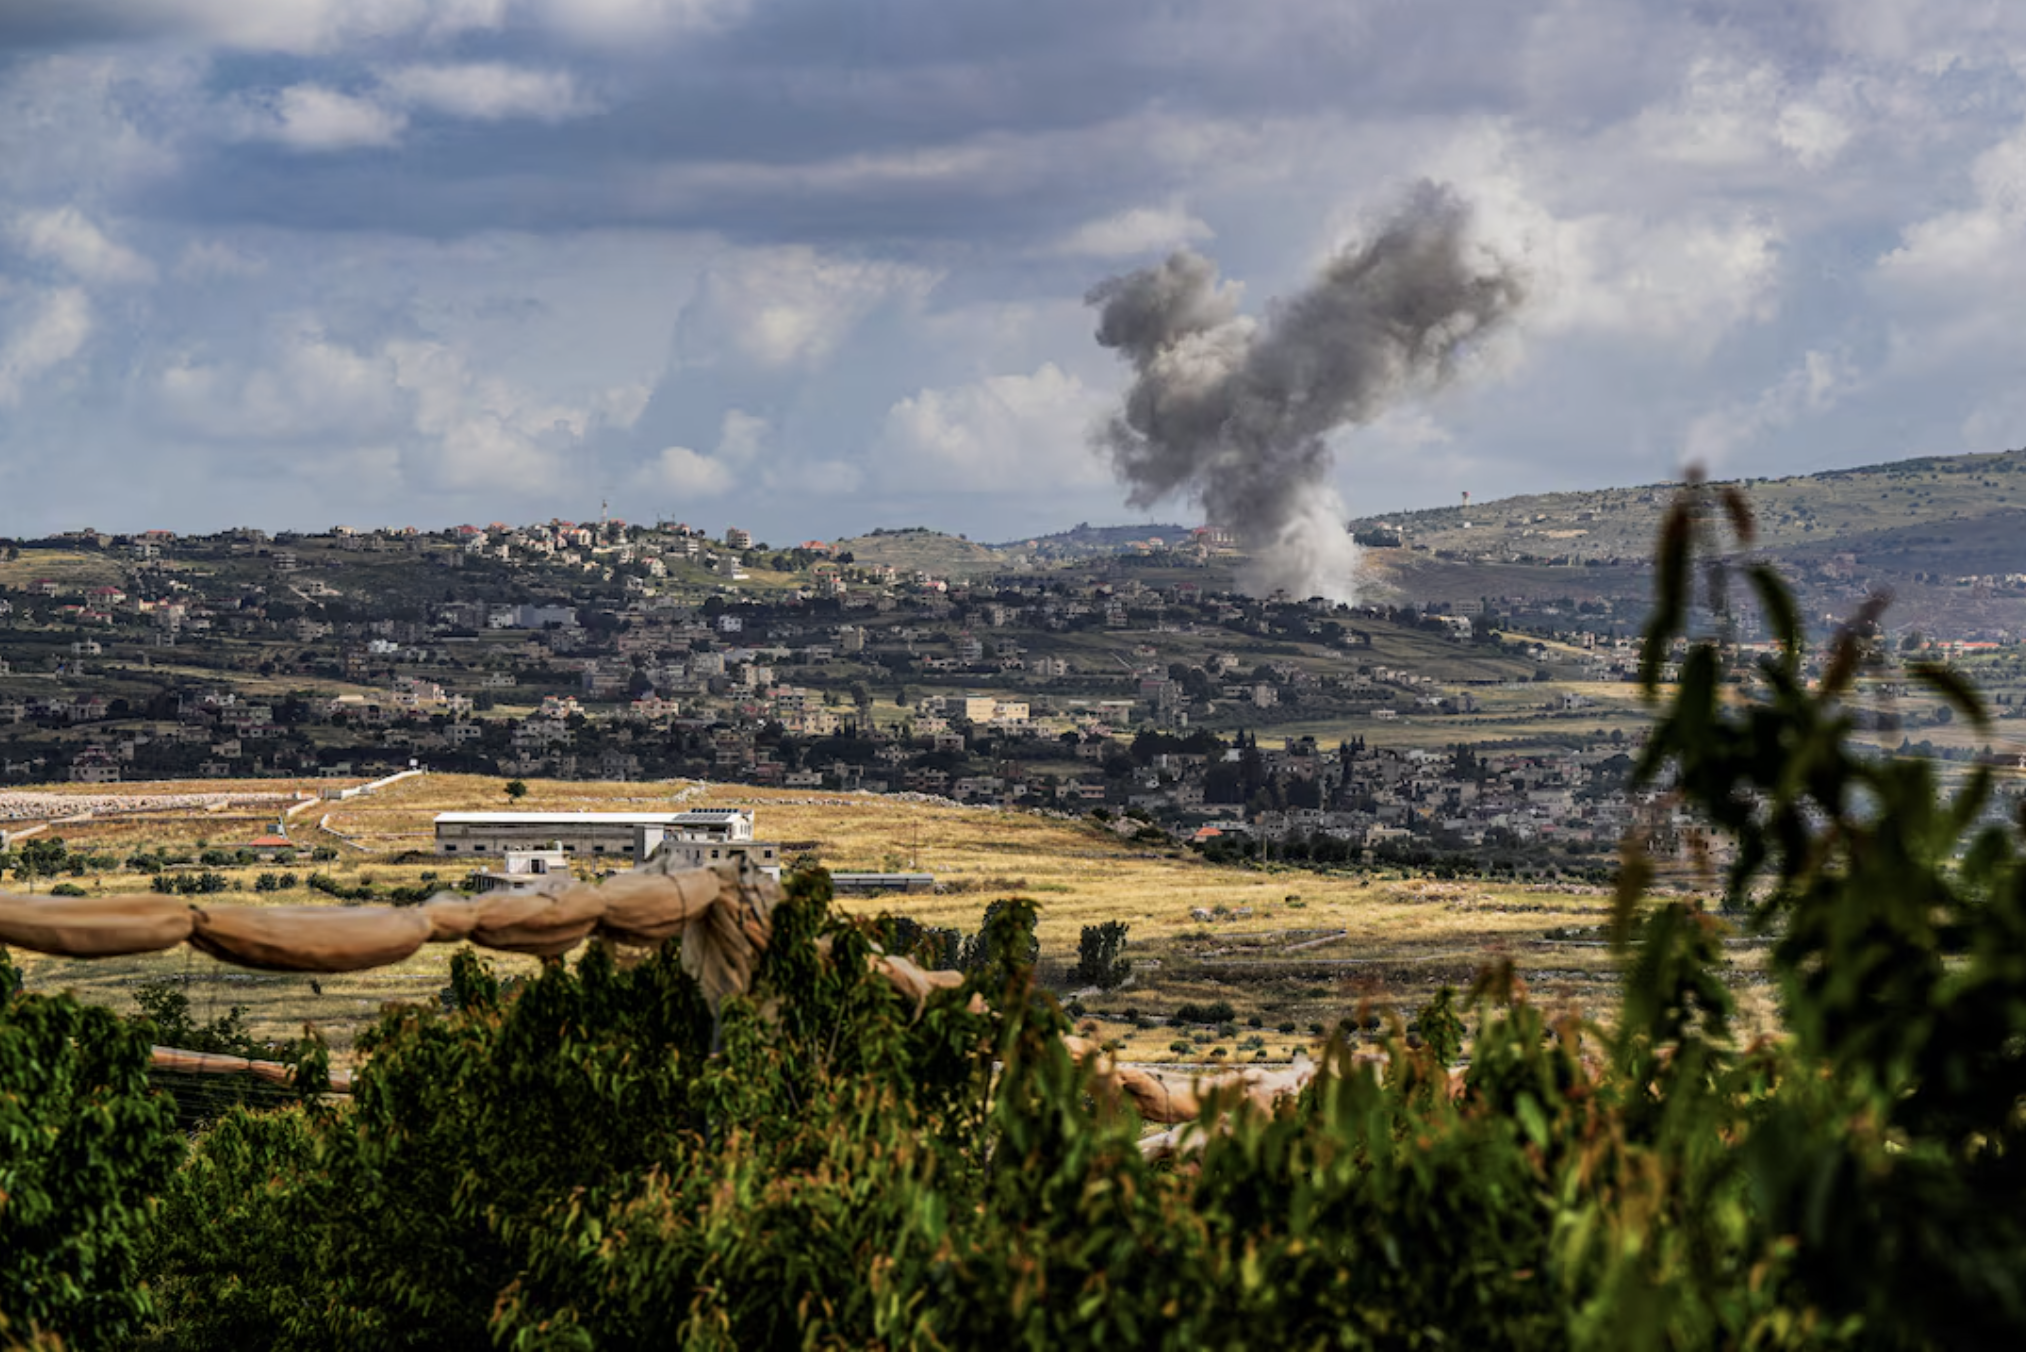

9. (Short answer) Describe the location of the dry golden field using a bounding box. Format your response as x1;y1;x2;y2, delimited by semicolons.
4;772;1763;1065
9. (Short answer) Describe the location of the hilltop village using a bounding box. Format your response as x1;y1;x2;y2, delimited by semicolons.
0;502;2012;876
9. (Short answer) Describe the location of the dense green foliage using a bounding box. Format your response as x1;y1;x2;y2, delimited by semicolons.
0;970;181;1349
7;486;2026;1345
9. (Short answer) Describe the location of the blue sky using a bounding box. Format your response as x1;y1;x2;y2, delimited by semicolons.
1;1;2024;543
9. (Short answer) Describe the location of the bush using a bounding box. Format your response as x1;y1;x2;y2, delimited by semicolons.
48;882;88;897
141;874;1008;1347
149;871;229;897
133;979;263;1059
1173;999;1238;1026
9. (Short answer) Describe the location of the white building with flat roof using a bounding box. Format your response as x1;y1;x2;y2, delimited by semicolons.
434;811;683;862
434;806;777;875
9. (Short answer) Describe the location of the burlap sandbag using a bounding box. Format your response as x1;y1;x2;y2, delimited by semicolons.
151;1046;354;1094
0;894;194;958
874;954;965;1011
188;904;433;972
679;863;782;1010
419;895;487;942
466;886;608;958
591;868;723;945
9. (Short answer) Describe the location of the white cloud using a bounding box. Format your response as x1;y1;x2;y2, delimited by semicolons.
151;317;622;502
1055;203;1214;258
0;55;193;205
388;337;589;492
640;444;736;497
1775;98;1854;172
239;85;407;152
82;0;505;55
1353;124;1786;363
378;63;591;122
534;0;751;45
595;383;651;429
1803;0;2026;68
1627;58;1856;174
1682;349;1860;470
1878;121;2026;290
0;287;92;406
156;324;405;442
631;408;764;499
678;248;940;370
11;207;155;285
175;239;268;280
1531;209;1785;356
879;363;1111;491
45;0;751;53
714;408;768;462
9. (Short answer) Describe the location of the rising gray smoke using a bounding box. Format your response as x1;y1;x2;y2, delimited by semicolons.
1087;181;1526;601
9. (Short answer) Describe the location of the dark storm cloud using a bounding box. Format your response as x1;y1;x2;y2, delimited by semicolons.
122;0;1561;247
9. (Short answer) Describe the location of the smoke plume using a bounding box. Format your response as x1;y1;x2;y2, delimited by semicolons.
1087;181;1525;601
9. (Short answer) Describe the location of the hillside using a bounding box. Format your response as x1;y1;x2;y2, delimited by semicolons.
1352;447;2026;638
988;521;1198;558
830;527;1009;577
1353;447;2026;565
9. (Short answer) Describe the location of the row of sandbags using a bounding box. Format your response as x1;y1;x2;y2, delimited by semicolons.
150;1045;356;1095
0;860;779;1010
6;861;1326;1147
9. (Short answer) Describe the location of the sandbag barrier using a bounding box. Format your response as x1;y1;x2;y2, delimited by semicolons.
0;855;780;1011
6;856;1333;1152
150;1045;355;1095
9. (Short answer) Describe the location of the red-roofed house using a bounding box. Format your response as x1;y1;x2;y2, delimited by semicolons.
245;832;296;860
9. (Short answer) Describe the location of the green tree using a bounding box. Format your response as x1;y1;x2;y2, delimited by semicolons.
0;983;181;1347
1069;921;1132;989
14;836;68;881
503;779;528;802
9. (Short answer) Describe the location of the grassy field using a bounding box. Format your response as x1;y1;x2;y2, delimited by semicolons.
831;529;1009;578
5;772;1762;1066
0;548;129;591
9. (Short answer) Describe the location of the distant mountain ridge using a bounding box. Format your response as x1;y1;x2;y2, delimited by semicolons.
1347;447;2026;566
1348;446;2026;640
